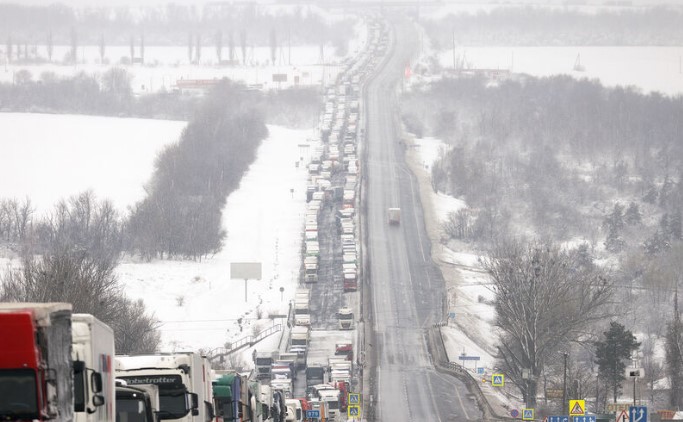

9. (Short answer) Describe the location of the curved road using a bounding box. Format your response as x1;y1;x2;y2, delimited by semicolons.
363;16;483;422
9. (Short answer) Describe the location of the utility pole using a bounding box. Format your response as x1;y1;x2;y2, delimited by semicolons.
563;352;569;414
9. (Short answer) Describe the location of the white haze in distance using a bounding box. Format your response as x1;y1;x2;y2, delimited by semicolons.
15;0;683;7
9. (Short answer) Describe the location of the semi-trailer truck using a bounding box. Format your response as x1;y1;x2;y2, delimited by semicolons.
115;353;214;422
0;303;115;422
0;302;75;421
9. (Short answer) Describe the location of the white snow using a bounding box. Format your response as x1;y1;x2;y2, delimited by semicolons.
116;125;317;353
1;44;344;94
439;46;683;96
0;113;185;216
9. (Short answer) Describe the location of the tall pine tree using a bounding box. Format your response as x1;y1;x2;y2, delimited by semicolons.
595;321;640;403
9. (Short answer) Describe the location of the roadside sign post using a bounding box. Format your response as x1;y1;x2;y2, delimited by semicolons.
347;405;361;419
492;373;505;387
629;406;647;422
230;262;262;302
305;410;320;420
523;409;535;420
569;400;586;417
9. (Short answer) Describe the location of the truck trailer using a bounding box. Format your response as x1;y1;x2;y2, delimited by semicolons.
72;313;116;421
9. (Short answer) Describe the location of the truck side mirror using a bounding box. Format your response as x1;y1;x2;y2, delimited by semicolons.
91;372;103;394
93;394;104;407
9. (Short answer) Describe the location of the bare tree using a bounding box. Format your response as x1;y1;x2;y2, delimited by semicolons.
110;297;161;354
195;33;201;64
187;33;193;64
6;35;12;63
140;34;145;64
228;30;235;64
269;29;277;65
215;30;223;63
482;241;613;406
240;29;247;65
69;27;77;64
46;31;53;62
99;34;105;64
0;191;160;354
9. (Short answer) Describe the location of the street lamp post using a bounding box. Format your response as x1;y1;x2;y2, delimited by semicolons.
562;352;569;414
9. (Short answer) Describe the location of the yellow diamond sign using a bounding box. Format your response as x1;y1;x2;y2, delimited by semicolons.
569;399;585;416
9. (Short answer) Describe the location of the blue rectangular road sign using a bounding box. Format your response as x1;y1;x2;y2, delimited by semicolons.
549;416;569;422
477;367;485;374
573;416;596;422
629;406;647;422
306;410;320;419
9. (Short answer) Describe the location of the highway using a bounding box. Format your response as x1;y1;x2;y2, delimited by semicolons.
363;16;484;421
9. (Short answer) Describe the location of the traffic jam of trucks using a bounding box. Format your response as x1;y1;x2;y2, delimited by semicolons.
0;17;388;422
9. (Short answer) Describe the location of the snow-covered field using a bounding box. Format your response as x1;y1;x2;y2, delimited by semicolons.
0;113;185;215
440;46;683;96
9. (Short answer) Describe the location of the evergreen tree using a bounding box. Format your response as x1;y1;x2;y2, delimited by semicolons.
661;213;671;239
643;184;658;204
666;290;683;408
671;211;682;241
625;202;642;225
595;321;640;403
644;230;670;255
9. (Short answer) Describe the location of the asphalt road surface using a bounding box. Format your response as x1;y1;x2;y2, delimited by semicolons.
364;16;484;422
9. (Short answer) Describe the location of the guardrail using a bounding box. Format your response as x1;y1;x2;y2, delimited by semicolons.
207;324;282;362
428;327;517;422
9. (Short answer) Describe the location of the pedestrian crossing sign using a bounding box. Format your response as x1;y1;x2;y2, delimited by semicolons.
569;400;585;416
348;393;360;405
348;405;361;418
492;373;505;386
523;409;534;420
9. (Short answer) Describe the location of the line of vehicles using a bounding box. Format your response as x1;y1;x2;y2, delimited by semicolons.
0;16;391;422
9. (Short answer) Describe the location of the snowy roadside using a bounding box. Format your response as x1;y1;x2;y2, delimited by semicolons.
117;125;317;354
402;132;524;416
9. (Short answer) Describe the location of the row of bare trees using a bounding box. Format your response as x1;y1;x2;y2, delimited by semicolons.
0;191;159;354
0;3;350;51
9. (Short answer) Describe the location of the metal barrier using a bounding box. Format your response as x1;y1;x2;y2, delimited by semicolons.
207;324;282;362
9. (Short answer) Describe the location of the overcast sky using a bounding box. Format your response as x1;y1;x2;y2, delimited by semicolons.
11;0;683;7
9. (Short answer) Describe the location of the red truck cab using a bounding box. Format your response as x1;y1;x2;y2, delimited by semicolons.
0;303;73;421
0;310;46;420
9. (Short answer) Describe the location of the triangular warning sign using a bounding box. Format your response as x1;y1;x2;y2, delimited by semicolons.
570;401;584;415
616;410;629;422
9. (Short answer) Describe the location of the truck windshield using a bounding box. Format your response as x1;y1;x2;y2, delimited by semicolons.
306;367;324;378
339;314;353;320
158;387;191;419
117;397;148;422
117;375;189;420
0;369;39;419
